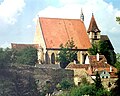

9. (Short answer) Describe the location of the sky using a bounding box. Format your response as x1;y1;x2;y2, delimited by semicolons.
0;0;120;53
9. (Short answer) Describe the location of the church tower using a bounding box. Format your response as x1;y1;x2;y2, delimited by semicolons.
80;9;84;22
87;13;101;43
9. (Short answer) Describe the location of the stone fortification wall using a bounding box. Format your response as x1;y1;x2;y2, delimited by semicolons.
0;65;74;91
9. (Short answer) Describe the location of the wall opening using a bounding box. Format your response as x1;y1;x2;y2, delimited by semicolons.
51;53;55;64
45;51;50;64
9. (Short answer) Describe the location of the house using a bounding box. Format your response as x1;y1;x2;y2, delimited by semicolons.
99;70;110;79
66;54;117;86
66;64;94;85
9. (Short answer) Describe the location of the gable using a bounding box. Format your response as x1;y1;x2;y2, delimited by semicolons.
39;17;91;49
100;70;110;76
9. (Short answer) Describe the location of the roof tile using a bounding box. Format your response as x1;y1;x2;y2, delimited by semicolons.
39;17;91;49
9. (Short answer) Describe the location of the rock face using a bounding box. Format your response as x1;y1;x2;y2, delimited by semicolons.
34;67;74;88
0;65;74;95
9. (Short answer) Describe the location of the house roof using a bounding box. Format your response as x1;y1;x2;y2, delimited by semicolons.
100;35;109;41
11;43;39;50
66;54;117;77
39;17;91;49
100;35;114;50
66;64;89;70
88;55;107;67
87;14;101;33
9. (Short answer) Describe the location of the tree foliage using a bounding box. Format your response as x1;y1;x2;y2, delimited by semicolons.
99;40;116;66
88;40;116;66
15;47;38;66
88;43;98;55
115;53;120;70
58;78;74;90
68;84;96;96
116;17;120;24
60;72;110;96
68;84;110;96
0;48;12;67
57;38;77;68
94;71;103;90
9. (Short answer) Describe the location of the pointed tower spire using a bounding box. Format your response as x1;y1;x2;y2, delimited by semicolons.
87;13;101;43
87;13;100;33
80;8;84;22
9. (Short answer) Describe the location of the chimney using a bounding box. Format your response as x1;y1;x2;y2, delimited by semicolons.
85;55;90;64
110;66;112;72
74;60;76;64
97;53;99;61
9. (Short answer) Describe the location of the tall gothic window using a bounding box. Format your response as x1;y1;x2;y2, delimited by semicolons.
45;52;50;64
51;53;55;64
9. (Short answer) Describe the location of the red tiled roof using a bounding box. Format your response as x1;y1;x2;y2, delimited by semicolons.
11;43;39;50
66;54;118;77
39;17;91;49
66;64;89;69
87;14;100;33
88;55;107;67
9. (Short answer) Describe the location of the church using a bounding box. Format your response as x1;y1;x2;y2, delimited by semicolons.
11;11;114;65
33;10;107;64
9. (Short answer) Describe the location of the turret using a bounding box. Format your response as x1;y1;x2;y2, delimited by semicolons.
80;9;84;22
87;13;101;43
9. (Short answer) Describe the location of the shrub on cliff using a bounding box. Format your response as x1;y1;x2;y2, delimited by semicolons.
14;47;38;66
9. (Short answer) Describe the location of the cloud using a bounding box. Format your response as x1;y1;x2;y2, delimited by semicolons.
27;24;32;29
0;0;25;24
36;0;120;52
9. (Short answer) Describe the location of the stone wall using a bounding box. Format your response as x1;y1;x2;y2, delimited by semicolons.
33;67;74;89
0;65;74;91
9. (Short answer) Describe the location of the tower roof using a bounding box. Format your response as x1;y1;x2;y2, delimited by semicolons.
87;14;101;33
80;8;84;21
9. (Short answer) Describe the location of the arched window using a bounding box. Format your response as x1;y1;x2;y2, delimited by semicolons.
45;52;50;64
51;53;55;64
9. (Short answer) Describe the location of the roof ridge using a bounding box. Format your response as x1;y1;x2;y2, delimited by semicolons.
39;17;83;21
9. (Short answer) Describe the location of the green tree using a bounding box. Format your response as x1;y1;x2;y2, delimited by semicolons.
88;43;98;55
0;48;12;67
15;47;38;66
58;78;74;90
88;40;116;66
99;40;116;66
94;71;103;90
115;53;120;70
69;84;96;96
116;17;120;24
60;75;110;96
57;38;77;68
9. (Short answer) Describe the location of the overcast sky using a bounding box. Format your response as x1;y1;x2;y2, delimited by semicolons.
0;0;120;53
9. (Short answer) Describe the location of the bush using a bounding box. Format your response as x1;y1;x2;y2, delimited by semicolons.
58;78;74;90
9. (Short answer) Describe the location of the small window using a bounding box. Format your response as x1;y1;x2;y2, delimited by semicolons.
102;76;104;78
94;33;97;39
104;71;105;74
78;82;81;85
106;76;108;78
